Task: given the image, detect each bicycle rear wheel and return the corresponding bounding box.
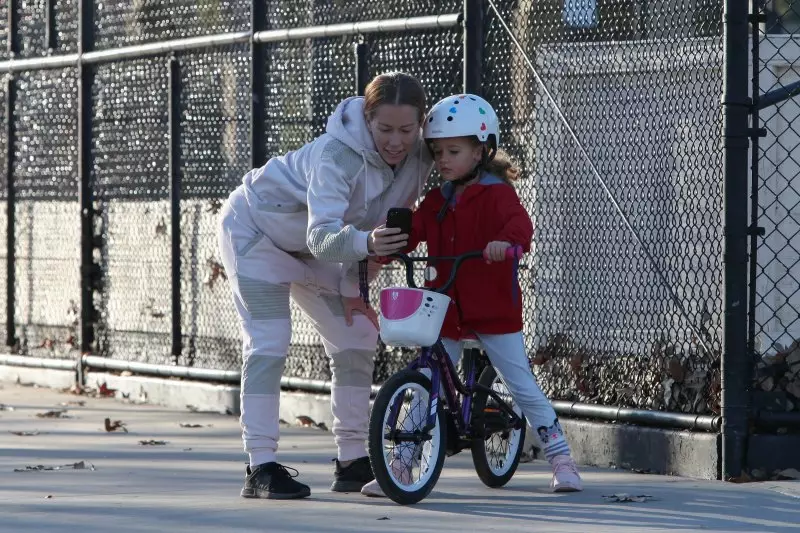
[368,369,446,505]
[470,365,526,487]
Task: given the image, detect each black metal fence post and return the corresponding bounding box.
[250,0,267,169]
[747,7,766,398]
[168,56,182,363]
[354,40,369,96]
[463,0,484,95]
[721,0,751,480]
[7,0,17,57]
[5,76,15,350]
[78,0,95,356]
[46,0,57,51]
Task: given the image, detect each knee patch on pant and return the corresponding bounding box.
[330,349,374,388]
[237,275,290,320]
[242,355,286,395]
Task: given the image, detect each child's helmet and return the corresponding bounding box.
[423,94,500,151]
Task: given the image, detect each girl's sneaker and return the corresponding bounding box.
[360,461,413,497]
[550,455,583,492]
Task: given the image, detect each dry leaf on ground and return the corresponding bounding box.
[138,440,167,446]
[36,410,70,419]
[14,461,95,472]
[602,493,655,503]
[104,418,128,433]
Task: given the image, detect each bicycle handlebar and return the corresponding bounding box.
[385,245,523,294]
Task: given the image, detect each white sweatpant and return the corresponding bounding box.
[218,200,377,467]
[441,332,571,461]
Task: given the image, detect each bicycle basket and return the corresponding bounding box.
[379,287,451,348]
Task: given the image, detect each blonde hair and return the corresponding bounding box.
[484,148,520,186]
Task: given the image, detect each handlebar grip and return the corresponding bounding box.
[482,245,524,261]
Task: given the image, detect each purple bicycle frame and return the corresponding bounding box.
[386,339,478,437]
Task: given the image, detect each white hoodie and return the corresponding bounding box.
[227,96,432,297]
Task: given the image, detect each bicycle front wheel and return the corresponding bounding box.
[368,369,446,505]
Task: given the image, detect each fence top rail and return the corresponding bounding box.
[0,13,462,74]
[253,13,461,43]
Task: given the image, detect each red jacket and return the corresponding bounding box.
[403,174,533,339]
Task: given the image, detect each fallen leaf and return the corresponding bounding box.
[178,423,205,428]
[14,461,95,472]
[602,493,654,503]
[104,418,128,433]
[97,382,116,398]
[295,415,316,427]
[775,468,800,480]
[9,431,44,436]
[138,440,167,446]
[36,410,70,419]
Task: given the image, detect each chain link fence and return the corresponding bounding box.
[753,0,800,415]
[0,0,757,418]
[481,0,724,415]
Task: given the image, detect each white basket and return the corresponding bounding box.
[379,287,451,348]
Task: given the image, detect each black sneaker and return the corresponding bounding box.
[330,456,375,492]
[241,462,311,500]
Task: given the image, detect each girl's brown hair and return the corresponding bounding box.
[363,72,427,123]
[473,142,520,185]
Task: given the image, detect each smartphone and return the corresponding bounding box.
[386,207,412,236]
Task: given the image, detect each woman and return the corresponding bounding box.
[218,72,431,500]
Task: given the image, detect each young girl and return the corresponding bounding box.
[362,94,582,496]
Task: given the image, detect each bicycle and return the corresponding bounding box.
[367,247,527,505]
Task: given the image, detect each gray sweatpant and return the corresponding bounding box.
[218,201,377,467]
[442,333,571,461]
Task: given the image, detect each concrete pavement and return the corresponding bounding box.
[0,382,798,533]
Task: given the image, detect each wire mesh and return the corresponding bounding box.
[0,80,7,345]
[92,58,172,364]
[753,0,800,415]
[178,44,250,370]
[11,68,79,360]
[481,0,724,414]
[94,0,251,51]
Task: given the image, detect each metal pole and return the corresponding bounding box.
[747,8,766,408]
[250,0,266,169]
[78,0,95,355]
[463,0,484,95]
[5,76,15,349]
[354,41,369,96]
[46,0,57,51]
[168,56,181,362]
[721,0,751,480]
[7,0,17,57]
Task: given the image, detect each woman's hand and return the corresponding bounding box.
[342,296,379,329]
[368,225,408,256]
[484,241,511,262]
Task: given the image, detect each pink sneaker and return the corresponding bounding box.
[361,461,413,497]
[550,455,583,492]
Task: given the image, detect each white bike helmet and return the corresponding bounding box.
[423,94,500,152]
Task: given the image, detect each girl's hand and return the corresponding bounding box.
[484,241,511,263]
[368,225,408,256]
[342,296,379,329]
